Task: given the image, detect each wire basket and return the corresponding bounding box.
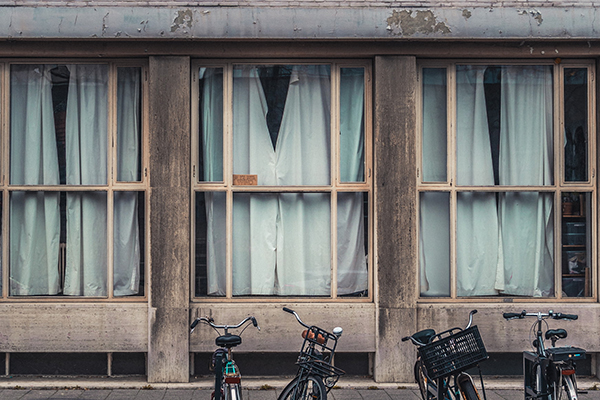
[298,326,339,364]
[297,358,345,389]
[419,326,488,380]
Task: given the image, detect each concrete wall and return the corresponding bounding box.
[0,33,598,383]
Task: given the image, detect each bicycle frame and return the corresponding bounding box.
[503,310,585,400]
[190,316,260,400]
[403,310,488,400]
[280,307,345,400]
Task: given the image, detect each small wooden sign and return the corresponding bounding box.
[233,174,258,186]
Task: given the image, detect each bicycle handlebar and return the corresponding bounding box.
[503,310,578,321]
[190,315,261,334]
[282,307,343,337]
[402,309,478,347]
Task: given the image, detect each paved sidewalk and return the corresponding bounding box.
[0,377,597,399]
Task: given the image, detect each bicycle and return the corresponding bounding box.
[402,309,488,400]
[502,310,586,400]
[190,315,260,400]
[278,307,345,400]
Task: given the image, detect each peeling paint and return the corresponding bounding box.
[530,9,543,25]
[171,9,192,33]
[462,9,471,20]
[386,10,451,37]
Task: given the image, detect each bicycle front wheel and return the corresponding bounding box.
[457,374,481,400]
[415,358,436,400]
[278,375,327,400]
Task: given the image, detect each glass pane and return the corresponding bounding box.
[10,191,107,297]
[564,68,588,182]
[561,192,591,297]
[456,65,553,186]
[117,67,142,182]
[10,64,109,186]
[232,192,331,296]
[196,191,226,297]
[232,65,331,186]
[457,191,554,297]
[198,67,224,182]
[422,68,447,182]
[338,192,368,297]
[114,191,144,297]
[340,68,365,183]
[419,192,450,297]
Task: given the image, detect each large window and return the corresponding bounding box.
[192,61,372,299]
[2,62,147,298]
[419,61,595,299]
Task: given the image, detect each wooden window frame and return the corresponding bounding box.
[190,59,373,302]
[417,59,597,303]
[0,59,150,302]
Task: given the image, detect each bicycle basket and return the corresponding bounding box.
[419,326,488,380]
[297,358,345,390]
[298,326,339,364]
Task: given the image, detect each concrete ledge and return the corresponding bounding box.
[0,376,597,390]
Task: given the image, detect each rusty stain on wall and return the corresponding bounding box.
[171,9,192,32]
[386,10,451,36]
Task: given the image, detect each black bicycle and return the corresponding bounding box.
[403,310,488,400]
[190,315,260,400]
[278,307,345,400]
[503,310,585,400]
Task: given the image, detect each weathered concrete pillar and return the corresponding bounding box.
[374,56,419,382]
[147,56,191,383]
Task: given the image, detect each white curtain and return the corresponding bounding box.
[455,66,502,296]
[275,66,331,296]
[10,65,61,295]
[498,66,554,296]
[114,67,141,296]
[199,68,227,295]
[337,69,368,295]
[421,65,554,297]
[231,66,279,295]
[63,64,108,296]
[202,65,366,296]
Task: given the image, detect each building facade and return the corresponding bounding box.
[0,0,599,383]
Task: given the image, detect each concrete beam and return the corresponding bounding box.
[1,6,600,40]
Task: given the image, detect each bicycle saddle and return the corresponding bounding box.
[412,328,436,345]
[216,334,242,348]
[546,329,567,340]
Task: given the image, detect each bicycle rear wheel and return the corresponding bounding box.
[457,374,481,400]
[562,374,578,400]
[224,382,243,400]
[278,374,327,400]
[415,358,436,400]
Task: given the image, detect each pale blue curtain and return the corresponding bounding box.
[422,65,554,297]
[455,66,502,296]
[498,66,554,296]
[10,65,61,295]
[63,64,108,296]
[338,68,368,295]
[114,67,141,296]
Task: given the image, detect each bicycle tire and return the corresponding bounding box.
[224,382,243,400]
[457,374,481,400]
[415,358,435,400]
[562,374,578,400]
[278,374,327,400]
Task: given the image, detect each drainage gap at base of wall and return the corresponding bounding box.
[192,352,370,377]
[4,352,146,376]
